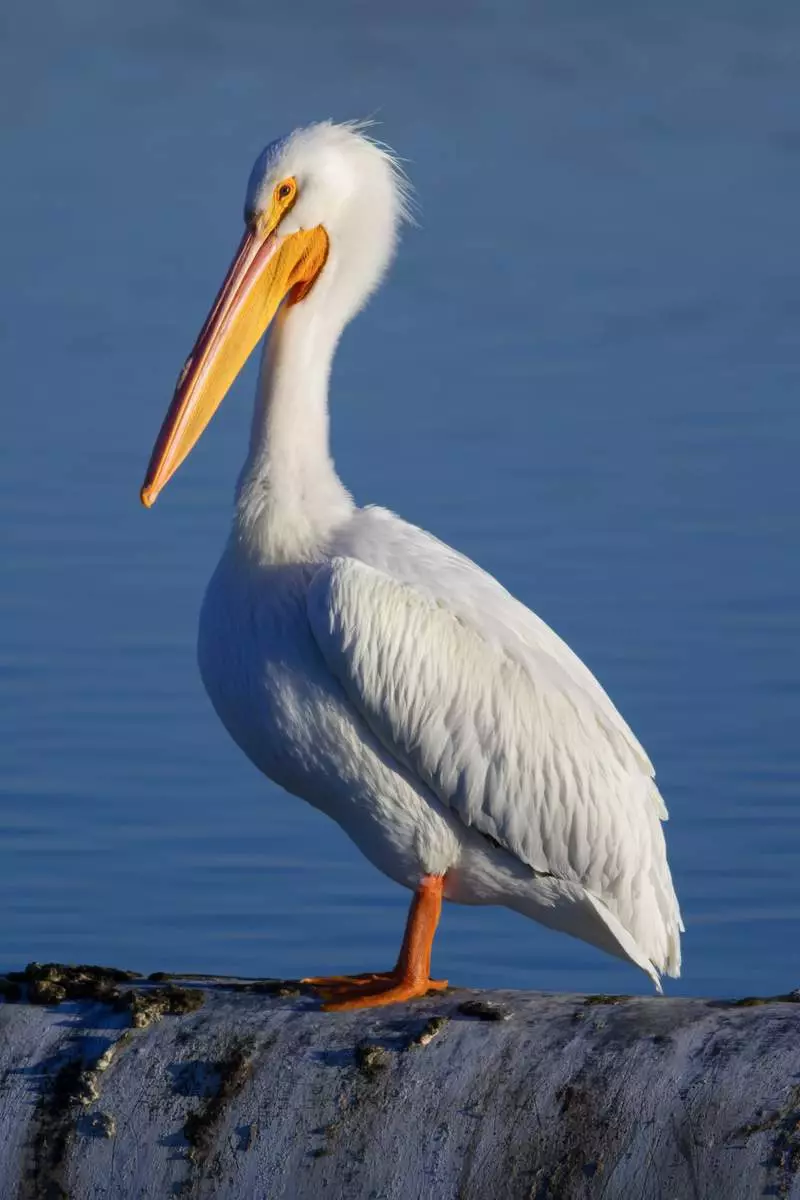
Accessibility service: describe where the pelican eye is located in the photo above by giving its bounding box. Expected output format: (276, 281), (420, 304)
(275, 179), (295, 203)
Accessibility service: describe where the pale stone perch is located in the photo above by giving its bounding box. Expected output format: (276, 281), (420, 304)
(1, 965), (799, 1199)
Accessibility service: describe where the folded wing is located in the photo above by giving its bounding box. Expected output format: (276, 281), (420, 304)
(306, 507), (682, 976)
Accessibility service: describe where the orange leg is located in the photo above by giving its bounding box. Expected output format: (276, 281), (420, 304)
(302, 875), (448, 1011)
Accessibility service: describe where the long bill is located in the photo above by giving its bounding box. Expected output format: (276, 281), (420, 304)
(140, 222), (328, 506)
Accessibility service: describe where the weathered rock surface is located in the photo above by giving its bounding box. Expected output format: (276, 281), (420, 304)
(1, 967), (799, 1199)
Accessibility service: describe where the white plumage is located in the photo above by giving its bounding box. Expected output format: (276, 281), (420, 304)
(153, 120), (683, 995)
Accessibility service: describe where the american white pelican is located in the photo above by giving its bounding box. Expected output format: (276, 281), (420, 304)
(141, 121), (683, 1009)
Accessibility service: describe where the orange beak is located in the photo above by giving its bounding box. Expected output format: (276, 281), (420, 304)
(140, 220), (328, 507)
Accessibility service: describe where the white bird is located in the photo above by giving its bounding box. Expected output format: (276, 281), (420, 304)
(141, 121), (683, 1009)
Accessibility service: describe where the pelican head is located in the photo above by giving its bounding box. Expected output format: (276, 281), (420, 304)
(141, 121), (409, 506)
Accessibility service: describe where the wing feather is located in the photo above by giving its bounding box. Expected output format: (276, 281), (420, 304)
(307, 507), (682, 974)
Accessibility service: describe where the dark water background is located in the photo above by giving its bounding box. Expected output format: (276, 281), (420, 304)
(2, 1), (799, 997)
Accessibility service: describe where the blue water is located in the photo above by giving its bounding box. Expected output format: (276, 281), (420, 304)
(2, 1), (799, 998)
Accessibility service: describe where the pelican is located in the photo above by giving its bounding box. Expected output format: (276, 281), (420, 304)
(141, 121), (683, 1009)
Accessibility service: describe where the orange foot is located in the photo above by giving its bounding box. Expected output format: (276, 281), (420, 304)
(303, 971), (448, 1011)
(302, 875), (448, 1012)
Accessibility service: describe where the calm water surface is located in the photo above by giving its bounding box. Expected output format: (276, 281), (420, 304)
(1, 1), (799, 997)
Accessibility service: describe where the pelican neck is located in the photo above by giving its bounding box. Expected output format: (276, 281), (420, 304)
(234, 300), (353, 565)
